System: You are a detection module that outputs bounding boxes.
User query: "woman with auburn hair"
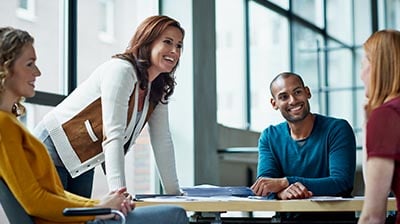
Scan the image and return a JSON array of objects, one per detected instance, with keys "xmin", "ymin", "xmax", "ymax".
[
  {"xmin": 34, "ymin": 15, "xmax": 185, "ymax": 198},
  {"xmin": 0, "ymin": 26, "xmax": 188, "ymax": 224},
  {"xmin": 358, "ymin": 29, "xmax": 400, "ymax": 224}
]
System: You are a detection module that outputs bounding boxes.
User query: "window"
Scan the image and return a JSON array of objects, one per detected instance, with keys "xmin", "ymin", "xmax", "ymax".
[
  {"xmin": 292, "ymin": 0, "xmax": 324, "ymax": 28},
  {"xmin": 268, "ymin": 0, "xmax": 289, "ymax": 9},
  {"xmin": 249, "ymin": 1, "xmax": 289, "ymax": 130},
  {"xmin": 216, "ymin": 0, "xmax": 247, "ymax": 129},
  {"xmin": 326, "ymin": 0, "xmax": 353, "ymax": 44},
  {"xmin": 215, "ymin": 0, "xmax": 380, "ymax": 149},
  {"xmin": 384, "ymin": 0, "xmax": 400, "ymax": 29}
]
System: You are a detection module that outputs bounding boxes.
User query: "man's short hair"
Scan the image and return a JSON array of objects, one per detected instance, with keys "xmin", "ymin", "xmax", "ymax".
[{"xmin": 269, "ymin": 72, "xmax": 305, "ymax": 97}]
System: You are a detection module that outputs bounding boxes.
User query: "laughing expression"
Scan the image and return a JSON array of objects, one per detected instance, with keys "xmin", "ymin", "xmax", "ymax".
[
  {"xmin": 270, "ymin": 75, "xmax": 311, "ymax": 123},
  {"xmin": 147, "ymin": 26, "xmax": 183, "ymax": 80}
]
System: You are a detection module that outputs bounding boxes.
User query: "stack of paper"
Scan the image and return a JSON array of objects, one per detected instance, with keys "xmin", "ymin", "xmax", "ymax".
[{"xmin": 181, "ymin": 184, "xmax": 255, "ymax": 197}]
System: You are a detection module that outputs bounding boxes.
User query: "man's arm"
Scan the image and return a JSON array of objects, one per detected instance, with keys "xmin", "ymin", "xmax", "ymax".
[{"xmin": 252, "ymin": 129, "xmax": 288, "ymax": 196}]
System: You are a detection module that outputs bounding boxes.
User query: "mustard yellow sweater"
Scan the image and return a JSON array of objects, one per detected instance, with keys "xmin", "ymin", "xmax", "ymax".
[{"xmin": 0, "ymin": 111, "xmax": 99, "ymax": 224}]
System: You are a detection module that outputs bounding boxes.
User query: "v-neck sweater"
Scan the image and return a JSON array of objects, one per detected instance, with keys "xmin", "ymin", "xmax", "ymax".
[{"xmin": 257, "ymin": 114, "xmax": 356, "ymax": 197}]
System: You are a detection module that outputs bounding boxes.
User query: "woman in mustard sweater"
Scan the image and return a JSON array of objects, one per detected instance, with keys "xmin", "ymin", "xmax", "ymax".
[{"xmin": 0, "ymin": 27, "xmax": 188, "ymax": 224}]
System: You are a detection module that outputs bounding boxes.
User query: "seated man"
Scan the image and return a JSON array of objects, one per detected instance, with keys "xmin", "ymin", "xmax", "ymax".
[{"xmin": 251, "ymin": 72, "xmax": 356, "ymax": 221}]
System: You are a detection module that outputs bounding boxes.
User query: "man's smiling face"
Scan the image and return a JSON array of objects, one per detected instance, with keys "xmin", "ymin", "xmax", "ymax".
[{"xmin": 270, "ymin": 75, "xmax": 311, "ymax": 123}]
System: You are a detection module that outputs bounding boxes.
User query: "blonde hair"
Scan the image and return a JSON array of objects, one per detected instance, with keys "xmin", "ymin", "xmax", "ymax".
[
  {"xmin": 0, "ymin": 27, "xmax": 34, "ymax": 116},
  {"xmin": 363, "ymin": 29, "xmax": 400, "ymax": 117}
]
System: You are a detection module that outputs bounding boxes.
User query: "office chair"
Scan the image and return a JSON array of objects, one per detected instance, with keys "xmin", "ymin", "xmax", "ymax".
[
  {"xmin": 0, "ymin": 178, "xmax": 34, "ymax": 224},
  {"xmin": 0, "ymin": 178, "xmax": 125, "ymax": 224}
]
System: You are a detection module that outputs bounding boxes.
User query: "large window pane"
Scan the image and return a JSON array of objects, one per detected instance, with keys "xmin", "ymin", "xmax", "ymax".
[
  {"xmin": 354, "ymin": 0, "xmax": 371, "ymax": 45},
  {"xmin": 326, "ymin": 0, "xmax": 352, "ymax": 44},
  {"xmin": 327, "ymin": 41, "xmax": 352, "ymax": 88},
  {"xmin": 292, "ymin": 0, "xmax": 324, "ymax": 28},
  {"xmin": 216, "ymin": 0, "xmax": 246, "ymax": 128},
  {"xmin": 328, "ymin": 91, "xmax": 353, "ymax": 123},
  {"xmin": 249, "ymin": 1, "xmax": 289, "ymax": 131}
]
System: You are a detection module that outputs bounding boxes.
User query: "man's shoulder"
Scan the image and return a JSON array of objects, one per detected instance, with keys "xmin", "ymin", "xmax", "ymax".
[
  {"xmin": 314, "ymin": 114, "xmax": 353, "ymax": 135},
  {"xmin": 315, "ymin": 113, "xmax": 349, "ymax": 125},
  {"xmin": 264, "ymin": 121, "xmax": 286, "ymax": 129},
  {"xmin": 261, "ymin": 122, "xmax": 287, "ymax": 136}
]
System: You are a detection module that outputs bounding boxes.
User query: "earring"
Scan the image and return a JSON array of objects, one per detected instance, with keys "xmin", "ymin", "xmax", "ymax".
[{"xmin": 12, "ymin": 103, "xmax": 21, "ymax": 116}]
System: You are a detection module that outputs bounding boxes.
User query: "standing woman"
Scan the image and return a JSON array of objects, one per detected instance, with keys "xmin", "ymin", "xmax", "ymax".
[
  {"xmin": 0, "ymin": 26, "xmax": 188, "ymax": 224},
  {"xmin": 358, "ymin": 29, "xmax": 400, "ymax": 224},
  {"xmin": 34, "ymin": 15, "xmax": 184, "ymax": 197}
]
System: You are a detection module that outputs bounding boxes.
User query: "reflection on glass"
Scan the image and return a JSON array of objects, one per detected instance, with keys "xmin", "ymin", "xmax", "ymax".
[
  {"xmin": 216, "ymin": 0, "xmax": 246, "ymax": 129},
  {"xmin": 326, "ymin": 0, "xmax": 352, "ymax": 44},
  {"xmin": 249, "ymin": 1, "xmax": 289, "ymax": 131},
  {"xmin": 292, "ymin": 0, "xmax": 324, "ymax": 28}
]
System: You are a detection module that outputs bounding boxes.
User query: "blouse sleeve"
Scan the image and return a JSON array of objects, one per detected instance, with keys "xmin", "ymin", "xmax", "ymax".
[
  {"xmin": 100, "ymin": 61, "xmax": 136, "ymax": 191},
  {"xmin": 367, "ymin": 106, "xmax": 400, "ymax": 160},
  {"xmin": 148, "ymin": 103, "xmax": 181, "ymax": 194}
]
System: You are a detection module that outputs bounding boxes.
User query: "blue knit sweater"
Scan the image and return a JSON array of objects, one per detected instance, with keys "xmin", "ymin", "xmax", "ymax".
[{"xmin": 257, "ymin": 114, "xmax": 356, "ymax": 198}]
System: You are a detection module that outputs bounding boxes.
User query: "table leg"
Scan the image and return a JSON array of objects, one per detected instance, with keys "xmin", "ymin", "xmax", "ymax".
[{"xmin": 210, "ymin": 212, "xmax": 222, "ymax": 224}]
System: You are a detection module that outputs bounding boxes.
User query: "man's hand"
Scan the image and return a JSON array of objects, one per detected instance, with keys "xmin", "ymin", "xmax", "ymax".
[
  {"xmin": 277, "ymin": 182, "xmax": 313, "ymax": 200},
  {"xmin": 251, "ymin": 177, "xmax": 289, "ymax": 196}
]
